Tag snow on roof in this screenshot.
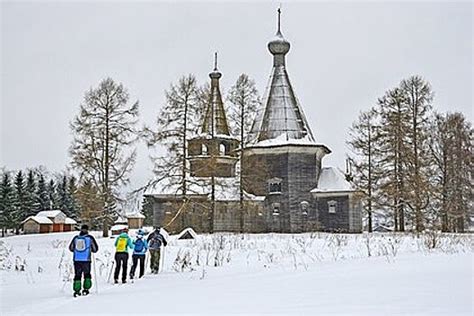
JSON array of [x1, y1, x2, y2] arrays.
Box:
[[36, 210, 64, 218], [146, 177, 265, 202], [115, 216, 128, 224], [22, 216, 54, 225], [111, 224, 128, 231], [64, 218, 77, 224], [251, 133, 317, 148], [311, 167, 353, 193], [176, 227, 198, 240], [126, 213, 145, 219]]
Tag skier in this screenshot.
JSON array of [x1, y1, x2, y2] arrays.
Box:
[[68, 224, 99, 297], [129, 229, 148, 280], [147, 227, 167, 274], [113, 228, 134, 284]]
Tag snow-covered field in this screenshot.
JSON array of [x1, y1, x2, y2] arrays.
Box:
[[0, 230, 472, 316]]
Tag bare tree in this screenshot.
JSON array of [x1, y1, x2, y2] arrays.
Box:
[[144, 75, 200, 196], [227, 74, 260, 233], [376, 88, 411, 231], [347, 108, 381, 232], [70, 78, 139, 237], [401, 76, 433, 232], [430, 112, 473, 232]]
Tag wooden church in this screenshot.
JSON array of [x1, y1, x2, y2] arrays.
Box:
[[146, 10, 362, 234]]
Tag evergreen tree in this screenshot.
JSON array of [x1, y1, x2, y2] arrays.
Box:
[[47, 179, 58, 209], [68, 176, 80, 219], [36, 174, 50, 211], [13, 171, 27, 233], [24, 170, 38, 217], [56, 175, 70, 216], [141, 196, 154, 226], [70, 78, 139, 237], [0, 173, 15, 236]]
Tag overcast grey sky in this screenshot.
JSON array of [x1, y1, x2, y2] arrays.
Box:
[[1, 1, 472, 192]]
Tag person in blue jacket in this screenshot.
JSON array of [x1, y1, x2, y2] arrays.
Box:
[[129, 229, 148, 279], [113, 228, 134, 284], [68, 224, 99, 297]]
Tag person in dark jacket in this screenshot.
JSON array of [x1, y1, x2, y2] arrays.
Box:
[[147, 227, 167, 274], [69, 224, 99, 297]]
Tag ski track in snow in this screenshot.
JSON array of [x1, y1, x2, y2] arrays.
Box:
[[0, 231, 472, 316]]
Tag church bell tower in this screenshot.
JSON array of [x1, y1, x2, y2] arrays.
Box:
[[188, 53, 240, 178]]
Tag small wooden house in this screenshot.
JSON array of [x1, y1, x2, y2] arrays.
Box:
[[127, 213, 145, 229], [21, 210, 77, 234], [21, 216, 54, 234]]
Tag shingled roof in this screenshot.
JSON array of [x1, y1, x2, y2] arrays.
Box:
[[247, 9, 315, 146], [200, 53, 231, 136]]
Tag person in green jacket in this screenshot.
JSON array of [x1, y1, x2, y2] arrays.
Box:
[[114, 228, 134, 284]]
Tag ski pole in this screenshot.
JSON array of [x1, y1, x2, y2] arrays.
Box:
[[159, 245, 165, 273], [92, 253, 99, 294], [107, 260, 115, 284]]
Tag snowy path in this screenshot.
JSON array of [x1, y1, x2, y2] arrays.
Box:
[[1, 232, 472, 315]]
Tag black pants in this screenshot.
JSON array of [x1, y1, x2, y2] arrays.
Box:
[[73, 261, 91, 281], [130, 254, 145, 278], [114, 252, 129, 282]]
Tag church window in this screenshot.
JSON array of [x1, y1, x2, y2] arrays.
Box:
[[272, 203, 280, 216], [219, 143, 226, 156], [268, 178, 282, 194], [328, 200, 337, 214], [202, 144, 208, 155], [300, 201, 309, 216]]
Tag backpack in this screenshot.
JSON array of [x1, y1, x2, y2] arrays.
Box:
[[116, 236, 128, 252], [75, 236, 88, 252], [149, 234, 162, 250], [134, 238, 145, 253], [73, 236, 91, 261]]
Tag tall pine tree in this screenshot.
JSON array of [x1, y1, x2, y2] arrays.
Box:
[[36, 174, 50, 211], [13, 171, 27, 233], [0, 173, 15, 236], [24, 170, 38, 217]]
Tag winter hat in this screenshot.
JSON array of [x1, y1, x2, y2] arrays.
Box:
[[137, 229, 145, 236], [80, 224, 89, 231]]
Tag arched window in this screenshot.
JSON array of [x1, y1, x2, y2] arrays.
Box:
[[201, 144, 208, 155], [328, 200, 337, 214], [300, 201, 309, 216], [219, 143, 226, 156]]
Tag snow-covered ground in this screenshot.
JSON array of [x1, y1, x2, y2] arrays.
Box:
[[0, 231, 472, 316]]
